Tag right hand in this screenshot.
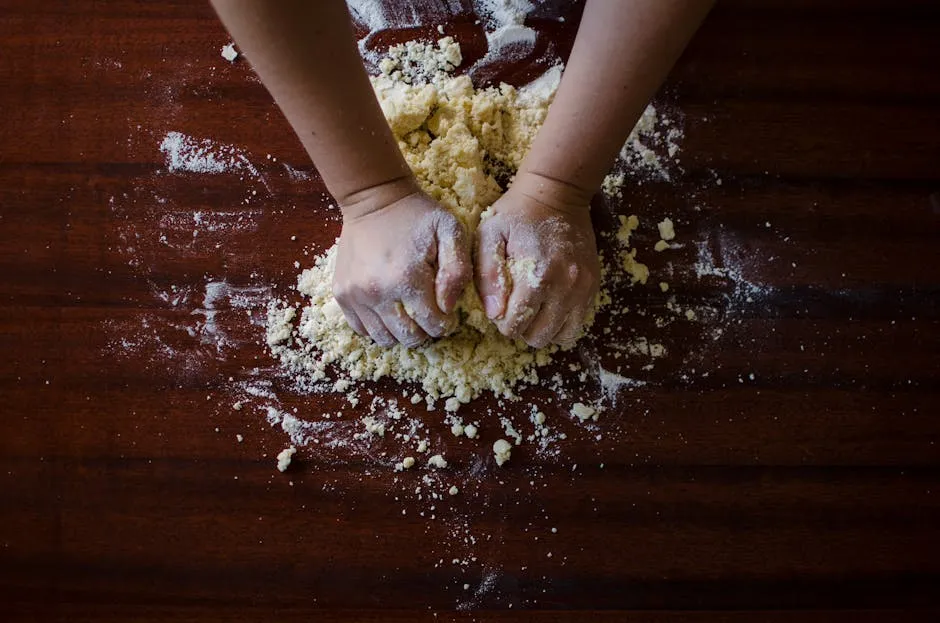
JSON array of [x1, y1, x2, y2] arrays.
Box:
[[333, 188, 471, 348]]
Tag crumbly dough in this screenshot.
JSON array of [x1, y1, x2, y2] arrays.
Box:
[[276, 446, 297, 472], [266, 37, 652, 402], [570, 402, 597, 422], [492, 439, 513, 466], [428, 454, 449, 469], [657, 217, 676, 241], [267, 38, 568, 401]]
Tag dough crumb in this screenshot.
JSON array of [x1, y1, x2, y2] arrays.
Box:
[[402, 456, 416, 469], [658, 217, 676, 241], [493, 439, 512, 467], [221, 43, 238, 62], [448, 485, 459, 495], [616, 214, 640, 247], [571, 402, 597, 422], [361, 416, 386, 437], [428, 454, 448, 469], [276, 446, 297, 472]]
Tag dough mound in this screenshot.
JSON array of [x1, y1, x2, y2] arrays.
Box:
[[267, 39, 574, 401]]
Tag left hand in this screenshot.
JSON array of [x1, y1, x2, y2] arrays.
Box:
[[474, 172, 600, 349]]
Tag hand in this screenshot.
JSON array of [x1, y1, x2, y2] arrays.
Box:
[[333, 189, 471, 348], [475, 172, 600, 349]]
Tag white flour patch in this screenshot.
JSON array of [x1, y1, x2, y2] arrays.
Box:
[[282, 162, 313, 181], [473, 0, 537, 68], [160, 131, 249, 174], [598, 366, 646, 405], [159, 131, 271, 194]]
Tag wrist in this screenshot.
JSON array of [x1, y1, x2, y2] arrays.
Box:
[[337, 175, 421, 221], [507, 170, 595, 217]]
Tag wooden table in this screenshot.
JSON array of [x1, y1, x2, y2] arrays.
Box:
[[2, 1, 938, 620]]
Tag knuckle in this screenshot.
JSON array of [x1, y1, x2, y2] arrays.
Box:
[[567, 263, 581, 283], [363, 280, 385, 301]]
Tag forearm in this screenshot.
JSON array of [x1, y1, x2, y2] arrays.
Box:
[[519, 0, 713, 200], [210, 0, 415, 216]]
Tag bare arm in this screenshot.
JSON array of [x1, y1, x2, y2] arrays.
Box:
[[518, 0, 715, 202], [477, 0, 713, 348], [211, 0, 471, 347], [210, 0, 416, 215]]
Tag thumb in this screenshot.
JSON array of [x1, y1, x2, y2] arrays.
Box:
[[474, 218, 509, 320], [434, 217, 471, 314]]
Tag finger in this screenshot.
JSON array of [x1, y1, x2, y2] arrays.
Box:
[[474, 219, 509, 320], [377, 301, 429, 348], [341, 306, 368, 338], [497, 286, 542, 340], [401, 287, 450, 338], [522, 298, 568, 349], [434, 217, 472, 314], [334, 290, 369, 338], [554, 305, 589, 347], [356, 306, 396, 348]]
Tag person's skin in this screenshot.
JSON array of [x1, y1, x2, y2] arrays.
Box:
[[476, 0, 714, 348], [210, 0, 713, 349], [211, 0, 470, 348]]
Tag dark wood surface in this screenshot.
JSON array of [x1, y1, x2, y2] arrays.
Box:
[[2, 0, 939, 620]]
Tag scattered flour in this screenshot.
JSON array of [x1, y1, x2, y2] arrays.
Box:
[[105, 15, 745, 608], [159, 131, 250, 174], [472, 0, 537, 67]]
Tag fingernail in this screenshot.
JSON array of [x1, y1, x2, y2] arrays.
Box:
[[484, 295, 501, 318]]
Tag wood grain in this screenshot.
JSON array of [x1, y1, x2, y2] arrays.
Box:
[[1, 0, 939, 620]]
